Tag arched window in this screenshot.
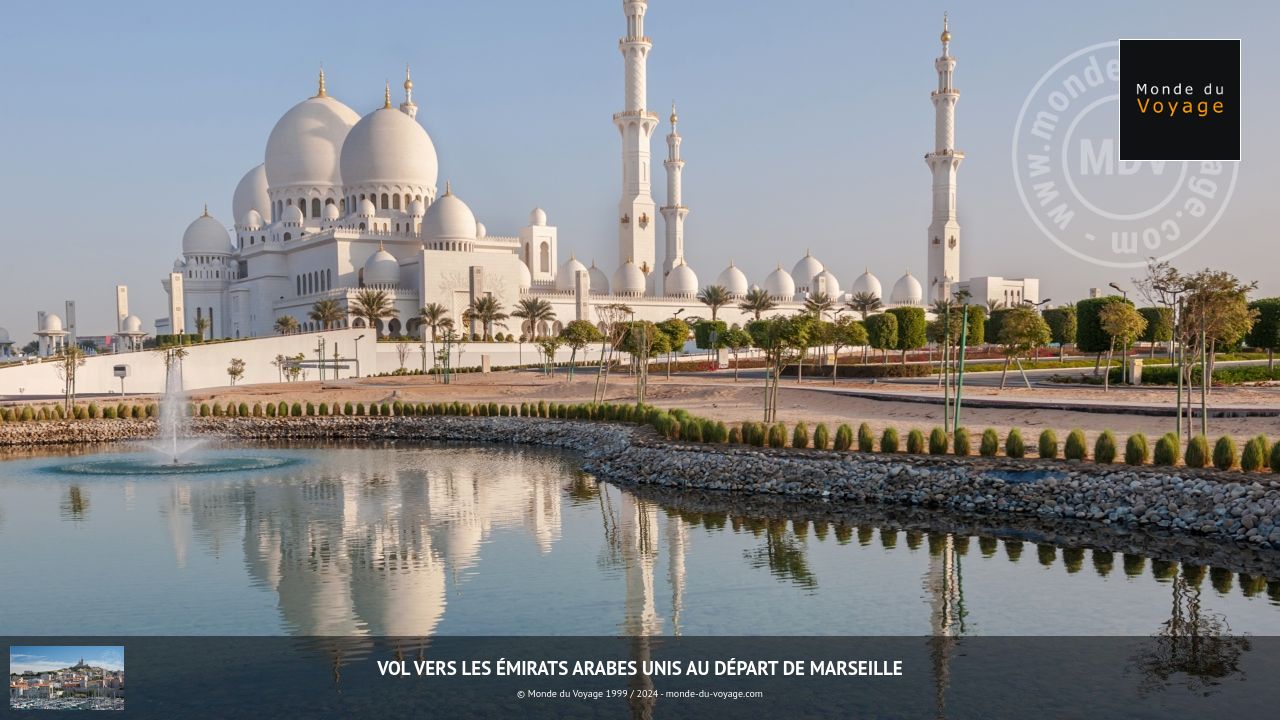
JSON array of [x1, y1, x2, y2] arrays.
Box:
[[327, 268, 332, 289], [358, 223, 366, 231], [283, 233, 292, 242], [380, 193, 389, 209], [311, 198, 321, 217], [539, 242, 550, 273], [297, 197, 305, 213], [392, 194, 401, 210], [286, 198, 292, 206]]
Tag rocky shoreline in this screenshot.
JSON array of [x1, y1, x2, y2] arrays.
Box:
[[4, 416, 1279, 555]]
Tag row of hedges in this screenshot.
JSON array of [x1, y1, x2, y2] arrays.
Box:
[[1110, 364, 1280, 386], [0, 402, 159, 421], [780, 363, 933, 379]]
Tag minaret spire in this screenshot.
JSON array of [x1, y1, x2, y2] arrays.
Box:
[[315, 65, 327, 98], [614, 0, 658, 293], [400, 64, 418, 119], [660, 99, 688, 290], [383, 80, 392, 109], [926, 13, 963, 303]]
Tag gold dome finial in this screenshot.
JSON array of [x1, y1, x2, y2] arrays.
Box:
[[941, 12, 951, 44], [202, 203, 209, 217], [404, 64, 413, 92], [670, 100, 678, 125], [316, 65, 327, 98], [444, 180, 452, 196], [383, 80, 392, 109]]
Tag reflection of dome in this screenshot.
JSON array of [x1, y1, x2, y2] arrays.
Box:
[[281, 205, 304, 226], [557, 256, 588, 292], [123, 315, 143, 333], [264, 94, 360, 190], [890, 271, 923, 305], [665, 262, 699, 298], [716, 262, 749, 297], [588, 262, 610, 295], [763, 265, 796, 300], [339, 105, 438, 194], [233, 164, 271, 224], [850, 268, 882, 298], [182, 211, 231, 255], [530, 207, 547, 226], [422, 190, 477, 242], [40, 314, 64, 333], [791, 250, 824, 291], [814, 269, 841, 297], [516, 259, 533, 289], [363, 247, 399, 286], [612, 260, 646, 296]]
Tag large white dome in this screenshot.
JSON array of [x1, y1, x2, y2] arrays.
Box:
[[665, 262, 699, 298], [182, 211, 231, 255], [890, 271, 923, 305], [850, 268, 882, 298], [363, 246, 400, 286], [588, 261, 610, 295], [557, 256, 588, 292], [264, 94, 360, 191], [763, 265, 796, 300], [233, 164, 271, 225], [715, 262, 749, 297], [339, 106, 438, 195], [791, 251, 825, 291], [422, 190, 477, 242], [612, 260, 646, 296]]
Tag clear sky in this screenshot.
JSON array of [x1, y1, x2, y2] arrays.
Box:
[[10, 646, 125, 673], [0, 0, 1274, 341]]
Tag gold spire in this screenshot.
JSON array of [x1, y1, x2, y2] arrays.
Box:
[[383, 81, 392, 109], [404, 64, 413, 93], [202, 203, 209, 217], [941, 12, 951, 44], [670, 100, 678, 125], [316, 65, 327, 98], [444, 180, 452, 196]]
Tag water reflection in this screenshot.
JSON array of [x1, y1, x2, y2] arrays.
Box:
[[59, 485, 89, 521]]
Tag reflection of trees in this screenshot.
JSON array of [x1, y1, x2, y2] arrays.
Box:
[[1135, 567, 1251, 696], [744, 519, 817, 590], [60, 485, 89, 520]]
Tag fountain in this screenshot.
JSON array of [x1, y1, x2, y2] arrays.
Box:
[[151, 347, 203, 465]]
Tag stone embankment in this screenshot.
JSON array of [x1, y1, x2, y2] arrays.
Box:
[[3, 417, 1278, 551]]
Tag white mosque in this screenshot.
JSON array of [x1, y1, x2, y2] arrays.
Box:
[[155, 4, 1037, 342]]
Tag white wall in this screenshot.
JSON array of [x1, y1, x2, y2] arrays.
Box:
[[373, 340, 600, 375], [0, 329, 375, 397]]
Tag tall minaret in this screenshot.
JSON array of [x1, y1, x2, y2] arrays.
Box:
[[660, 101, 688, 291], [615, 0, 659, 290], [926, 13, 963, 303], [400, 64, 418, 119]]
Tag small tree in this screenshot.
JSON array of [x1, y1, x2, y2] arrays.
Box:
[[864, 313, 899, 364], [1246, 298, 1280, 371], [829, 316, 868, 383], [226, 358, 245, 386], [54, 345, 87, 413], [997, 307, 1051, 389], [1098, 302, 1147, 391], [1137, 307, 1174, 358], [697, 285, 731, 322], [1042, 305, 1077, 360], [720, 326, 753, 381], [887, 307, 927, 364], [194, 315, 212, 341], [560, 320, 603, 381], [273, 315, 299, 335]]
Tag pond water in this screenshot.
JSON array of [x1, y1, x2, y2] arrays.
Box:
[[1, 441, 1277, 637]]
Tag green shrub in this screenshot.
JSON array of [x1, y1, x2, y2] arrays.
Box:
[[252, 402, 263, 417], [355, 402, 366, 416], [1185, 435, 1209, 468], [834, 424, 854, 451], [686, 422, 703, 443], [291, 402, 303, 417], [880, 427, 899, 453], [1270, 441, 1280, 473], [813, 424, 830, 450], [728, 426, 742, 444], [1005, 429, 1025, 458], [147, 403, 159, 418], [979, 428, 999, 457], [1252, 435, 1270, 468], [1213, 436, 1237, 471], [1064, 429, 1088, 460], [116, 403, 127, 418], [304, 402, 315, 416], [488, 402, 499, 417], [538, 400, 548, 418], [768, 423, 788, 449], [200, 403, 211, 417], [1125, 433, 1149, 466], [749, 422, 766, 447], [905, 428, 924, 454], [317, 402, 328, 416], [266, 402, 277, 417], [712, 421, 729, 443], [1241, 436, 1266, 472], [344, 401, 355, 415], [1038, 429, 1058, 459], [102, 406, 116, 419], [88, 402, 100, 419], [953, 427, 971, 456], [1153, 433, 1179, 466], [792, 422, 809, 449], [213, 402, 226, 417], [928, 428, 948, 455], [278, 401, 289, 417], [226, 403, 238, 418], [1094, 431, 1117, 464], [857, 423, 875, 453], [239, 402, 250, 417]]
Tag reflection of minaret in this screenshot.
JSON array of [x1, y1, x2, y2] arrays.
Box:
[[620, 493, 661, 636], [925, 13, 963, 303], [163, 485, 192, 569], [666, 511, 687, 636], [925, 533, 964, 719]]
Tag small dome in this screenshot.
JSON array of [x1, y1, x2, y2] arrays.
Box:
[[814, 269, 841, 297], [339, 105, 438, 194], [322, 202, 340, 221], [715, 262, 749, 297], [363, 246, 400, 286], [0, 327, 9, 343], [890, 270, 923, 305], [182, 211, 232, 255], [588, 262, 610, 294], [40, 314, 64, 333], [357, 197, 376, 217], [557, 255, 588, 292], [233, 164, 271, 225], [850, 268, 882, 299], [516, 258, 533, 289], [422, 190, 477, 243], [791, 250, 825, 292], [475, 221, 487, 238], [122, 315, 143, 333], [763, 265, 796, 300], [408, 199, 426, 217], [240, 209, 264, 229], [172, 257, 187, 270], [264, 94, 360, 190], [530, 207, 547, 226], [281, 204, 304, 225], [665, 262, 699, 298], [612, 260, 646, 296]]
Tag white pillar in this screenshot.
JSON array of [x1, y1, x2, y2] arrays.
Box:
[[925, 14, 963, 304], [660, 103, 689, 293], [615, 0, 658, 288]]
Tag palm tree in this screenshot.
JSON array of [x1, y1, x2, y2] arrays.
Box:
[[352, 289, 398, 336], [512, 297, 556, 340], [804, 292, 835, 321], [416, 303, 450, 341], [309, 299, 343, 330], [739, 287, 776, 320], [463, 295, 509, 341], [697, 285, 731, 322], [846, 291, 882, 320], [273, 315, 299, 335], [986, 298, 1005, 312], [194, 316, 211, 341]]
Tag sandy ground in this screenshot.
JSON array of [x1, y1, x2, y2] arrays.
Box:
[[169, 368, 1280, 444]]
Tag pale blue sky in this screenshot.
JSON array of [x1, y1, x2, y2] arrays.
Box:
[[0, 0, 1274, 339], [10, 645, 124, 673]]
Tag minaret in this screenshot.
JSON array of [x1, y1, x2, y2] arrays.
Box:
[[400, 65, 418, 119], [926, 13, 963, 303], [660, 101, 688, 291], [614, 0, 658, 291]]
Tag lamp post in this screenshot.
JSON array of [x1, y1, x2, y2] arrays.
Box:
[[353, 334, 365, 378], [1108, 283, 1130, 383], [1153, 280, 1188, 442]]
